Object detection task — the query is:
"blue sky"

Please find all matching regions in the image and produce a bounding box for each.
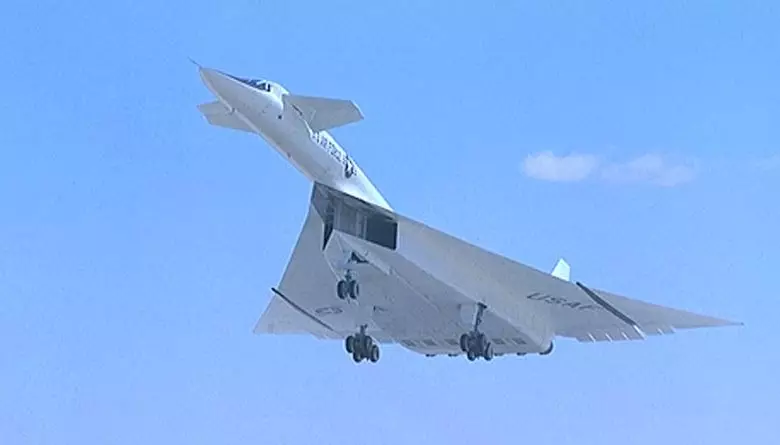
[1,1,778,444]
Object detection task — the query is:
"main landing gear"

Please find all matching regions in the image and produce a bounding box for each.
[336,272,360,300]
[345,325,379,363]
[459,303,494,361]
[460,332,494,361]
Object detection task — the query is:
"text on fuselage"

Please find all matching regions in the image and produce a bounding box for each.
[312,132,355,178]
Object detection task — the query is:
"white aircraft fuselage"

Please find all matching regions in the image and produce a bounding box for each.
[198,68,391,211]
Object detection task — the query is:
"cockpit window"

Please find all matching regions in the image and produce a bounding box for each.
[226,74,273,92]
[232,76,271,92]
[249,80,271,92]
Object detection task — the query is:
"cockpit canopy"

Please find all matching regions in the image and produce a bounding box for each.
[227,74,272,92]
[225,73,289,97]
[246,79,271,92]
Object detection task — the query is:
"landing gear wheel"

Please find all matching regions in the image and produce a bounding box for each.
[362,335,373,353]
[336,280,348,300]
[461,330,496,361]
[483,342,494,361]
[459,333,469,352]
[345,327,379,364]
[348,280,360,299]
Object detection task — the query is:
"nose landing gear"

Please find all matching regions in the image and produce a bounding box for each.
[345,325,379,363]
[336,272,360,300]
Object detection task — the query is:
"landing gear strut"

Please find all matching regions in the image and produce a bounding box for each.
[459,303,494,361]
[336,272,360,300]
[345,325,379,363]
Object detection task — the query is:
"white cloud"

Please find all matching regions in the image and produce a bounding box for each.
[755,155,780,171]
[522,151,696,187]
[522,151,599,182]
[600,154,696,187]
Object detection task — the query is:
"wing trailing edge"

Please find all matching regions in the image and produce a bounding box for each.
[559,286,741,343]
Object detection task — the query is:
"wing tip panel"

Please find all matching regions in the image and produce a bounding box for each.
[254,288,340,339]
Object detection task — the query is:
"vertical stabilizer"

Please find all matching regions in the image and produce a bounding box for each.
[551,258,571,281]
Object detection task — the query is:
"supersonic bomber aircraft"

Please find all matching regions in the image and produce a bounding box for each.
[196,65,740,364]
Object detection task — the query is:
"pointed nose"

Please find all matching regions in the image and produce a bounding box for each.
[197,67,250,106]
[198,67,230,91]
